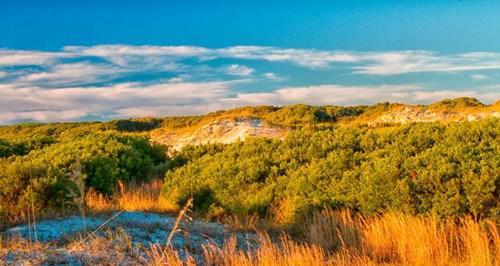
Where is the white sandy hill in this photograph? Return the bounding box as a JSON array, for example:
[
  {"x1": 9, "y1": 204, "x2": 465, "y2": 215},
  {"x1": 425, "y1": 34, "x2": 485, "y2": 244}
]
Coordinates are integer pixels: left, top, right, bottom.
[
  {"x1": 150, "y1": 99, "x2": 499, "y2": 151},
  {"x1": 370, "y1": 105, "x2": 500, "y2": 124},
  {"x1": 354, "y1": 99, "x2": 500, "y2": 125},
  {"x1": 153, "y1": 117, "x2": 287, "y2": 151}
]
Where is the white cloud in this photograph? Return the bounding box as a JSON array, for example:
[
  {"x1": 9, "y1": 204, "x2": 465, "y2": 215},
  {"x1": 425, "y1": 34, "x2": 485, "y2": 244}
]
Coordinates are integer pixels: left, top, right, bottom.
[
  {"x1": 0, "y1": 49, "x2": 70, "y2": 66},
  {"x1": 3, "y1": 45, "x2": 500, "y2": 76},
  {"x1": 0, "y1": 110, "x2": 89, "y2": 124},
  {"x1": 2, "y1": 44, "x2": 500, "y2": 124},
  {"x1": 263, "y1": 72, "x2": 285, "y2": 81},
  {"x1": 470, "y1": 74, "x2": 489, "y2": 80},
  {"x1": 1, "y1": 81, "x2": 498, "y2": 124},
  {"x1": 63, "y1": 45, "x2": 210, "y2": 68},
  {"x1": 17, "y1": 62, "x2": 125, "y2": 86},
  {"x1": 355, "y1": 51, "x2": 500, "y2": 75},
  {"x1": 225, "y1": 64, "x2": 254, "y2": 76},
  {"x1": 217, "y1": 46, "x2": 359, "y2": 68},
  {"x1": 226, "y1": 84, "x2": 500, "y2": 106},
  {"x1": 0, "y1": 81, "x2": 234, "y2": 124},
  {"x1": 64, "y1": 45, "x2": 209, "y2": 57},
  {"x1": 167, "y1": 77, "x2": 184, "y2": 83}
]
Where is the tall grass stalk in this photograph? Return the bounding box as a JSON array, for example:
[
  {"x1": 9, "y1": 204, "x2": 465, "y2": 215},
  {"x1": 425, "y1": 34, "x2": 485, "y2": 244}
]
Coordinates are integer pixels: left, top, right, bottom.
[
  {"x1": 150, "y1": 210, "x2": 500, "y2": 266},
  {"x1": 86, "y1": 179, "x2": 177, "y2": 214}
]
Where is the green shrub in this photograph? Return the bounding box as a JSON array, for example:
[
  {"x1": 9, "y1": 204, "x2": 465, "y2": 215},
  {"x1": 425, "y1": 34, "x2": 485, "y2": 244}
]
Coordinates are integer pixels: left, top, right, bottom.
[
  {"x1": 162, "y1": 119, "x2": 499, "y2": 224},
  {"x1": 0, "y1": 133, "x2": 168, "y2": 223}
]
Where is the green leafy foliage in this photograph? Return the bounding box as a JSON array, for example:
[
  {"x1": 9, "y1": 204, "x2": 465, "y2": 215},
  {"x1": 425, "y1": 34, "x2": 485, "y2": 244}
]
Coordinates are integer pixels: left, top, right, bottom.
[
  {"x1": 0, "y1": 126, "x2": 169, "y2": 223},
  {"x1": 429, "y1": 97, "x2": 485, "y2": 110},
  {"x1": 162, "y1": 119, "x2": 499, "y2": 224},
  {"x1": 109, "y1": 118, "x2": 163, "y2": 132},
  {"x1": 0, "y1": 98, "x2": 497, "y2": 226}
]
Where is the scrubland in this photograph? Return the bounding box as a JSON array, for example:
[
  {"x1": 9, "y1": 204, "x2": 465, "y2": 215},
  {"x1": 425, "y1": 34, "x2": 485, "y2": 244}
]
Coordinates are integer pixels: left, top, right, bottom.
[{"x1": 1, "y1": 98, "x2": 499, "y2": 265}]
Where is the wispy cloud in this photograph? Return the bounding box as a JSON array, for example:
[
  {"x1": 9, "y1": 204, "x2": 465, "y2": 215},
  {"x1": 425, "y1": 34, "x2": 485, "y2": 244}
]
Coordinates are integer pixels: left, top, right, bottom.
[
  {"x1": 0, "y1": 81, "x2": 497, "y2": 124},
  {"x1": 355, "y1": 51, "x2": 500, "y2": 75},
  {"x1": 216, "y1": 46, "x2": 358, "y2": 68},
  {"x1": 16, "y1": 62, "x2": 126, "y2": 86},
  {"x1": 226, "y1": 84, "x2": 500, "y2": 106},
  {"x1": 470, "y1": 74, "x2": 490, "y2": 80},
  {"x1": 225, "y1": 64, "x2": 254, "y2": 76},
  {"x1": 1, "y1": 45, "x2": 499, "y2": 124},
  {"x1": 3, "y1": 45, "x2": 500, "y2": 75},
  {"x1": 0, "y1": 81, "x2": 234, "y2": 124},
  {"x1": 63, "y1": 45, "x2": 210, "y2": 67},
  {"x1": 263, "y1": 72, "x2": 285, "y2": 81},
  {"x1": 0, "y1": 49, "x2": 70, "y2": 66}
]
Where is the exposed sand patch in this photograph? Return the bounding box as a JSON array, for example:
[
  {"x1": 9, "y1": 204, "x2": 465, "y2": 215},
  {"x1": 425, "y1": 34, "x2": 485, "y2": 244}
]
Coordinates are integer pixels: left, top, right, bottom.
[
  {"x1": 2, "y1": 212, "x2": 256, "y2": 265},
  {"x1": 153, "y1": 118, "x2": 287, "y2": 151}
]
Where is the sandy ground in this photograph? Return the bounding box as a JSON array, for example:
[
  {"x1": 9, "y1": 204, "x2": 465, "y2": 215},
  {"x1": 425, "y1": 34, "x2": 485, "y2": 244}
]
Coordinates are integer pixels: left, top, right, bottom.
[
  {"x1": 154, "y1": 118, "x2": 287, "y2": 151},
  {"x1": 1, "y1": 212, "x2": 256, "y2": 265}
]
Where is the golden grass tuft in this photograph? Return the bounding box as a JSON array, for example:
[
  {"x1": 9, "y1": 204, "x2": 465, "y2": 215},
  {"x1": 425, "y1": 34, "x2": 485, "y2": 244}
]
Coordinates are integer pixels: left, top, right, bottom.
[
  {"x1": 220, "y1": 213, "x2": 260, "y2": 232},
  {"x1": 149, "y1": 211, "x2": 500, "y2": 266},
  {"x1": 115, "y1": 180, "x2": 177, "y2": 213},
  {"x1": 2, "y1": 207, "x2": 499, "y2": 265},
  {"x1": 151, "y1": 233, "x2": 332, "y2": 266},
  {"x1": 86, "y1": 179, "x2": 178, "y2": 214},
  {"x1": 360, "y1": 212, "x2": 453, "y2": 265},
  {"x1": 460, "y1": 218, "x2": 499, "y2": 266},
  {"x1": 86, "y1": 188, "x2": 113, "y2": 213},
  {"x1": 24, "y1": 178, "x2": 498, "y2": 265},
  {"x1": 149, "y1": 245, "x2": 196, "y2": 266},
  {"x1": 307, "y1": 208, "x2": 361, "y2": 252}
]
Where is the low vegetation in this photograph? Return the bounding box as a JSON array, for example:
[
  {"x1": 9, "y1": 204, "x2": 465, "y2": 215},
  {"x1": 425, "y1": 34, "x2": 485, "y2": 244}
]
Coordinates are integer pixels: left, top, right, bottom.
[
  {"x1": 0, "y1": 132, "x2": 169, "y2": 225},
  {"x1": 0, "y1": 97, "x2": 498, "y2": 264},
  {"x1": 2, "y1": 209, "x2": 498, "y2": 265},
  {"x1": 163, "y1": 118, "x2": 499, "y2": 224},
  {"x1": 86, "y1": 179, "x2": 177, "y2": 214}
]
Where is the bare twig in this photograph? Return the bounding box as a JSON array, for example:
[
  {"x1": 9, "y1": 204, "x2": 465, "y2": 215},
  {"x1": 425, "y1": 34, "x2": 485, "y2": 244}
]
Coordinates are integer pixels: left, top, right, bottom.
[
  {"x1": 166, "y1": 198, "x2": 193, "y2": 248},
  {"x1": 79, "y1": 210, "x2": 124, "y2": 244},
  {"x1": 27, "y1": 202, "x2": 32, "y2": 254},
  {"x1": 29, "y1": 166, "x2": 38, "y2": 242},
  {"x1": 67, "y1": 160, "x2": 87, "y2": 233}
]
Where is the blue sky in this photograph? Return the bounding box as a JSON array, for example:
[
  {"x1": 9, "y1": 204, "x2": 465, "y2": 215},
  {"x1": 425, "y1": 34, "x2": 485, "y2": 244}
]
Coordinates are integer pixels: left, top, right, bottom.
[{"x1": 0, "y1": 1, "x2": 499, "y2": 123}]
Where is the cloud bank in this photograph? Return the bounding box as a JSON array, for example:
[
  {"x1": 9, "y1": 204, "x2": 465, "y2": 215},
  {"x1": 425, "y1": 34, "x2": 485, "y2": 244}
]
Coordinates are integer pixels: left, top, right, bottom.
[
  {"x1": 0, "y1": 45, "x2": 499, "y2": 124},
  {"x1": 0, "y1": 81, "x2": 497, "y2": 124},
  {"x1": 3, "y1": 45, "x2": 500, "y2": 74}
]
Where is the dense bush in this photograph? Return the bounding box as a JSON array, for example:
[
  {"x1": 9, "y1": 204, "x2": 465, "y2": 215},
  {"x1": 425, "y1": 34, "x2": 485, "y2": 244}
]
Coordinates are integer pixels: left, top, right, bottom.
[
  {"x1": 429, "y1": 97, "x2": 485, "y2": 110},
  {"x1": 0, "y1": 98, "x2": 496, "y2": 226},
  {"x1": 0, "y1": 139, "x2": 18, "y2": 157},
  {"x1": 162, "y1": 119, "x2": 499, "y2": 224},
  {"x1": 0, "y1": 136, "x2": 55, "y2": 158},
  {"x1": 0, "y1": 132, "x2": 168, "y2": 223},
  {"x1": 110, "y1": 118, "x2": 163, "y2": 132}
]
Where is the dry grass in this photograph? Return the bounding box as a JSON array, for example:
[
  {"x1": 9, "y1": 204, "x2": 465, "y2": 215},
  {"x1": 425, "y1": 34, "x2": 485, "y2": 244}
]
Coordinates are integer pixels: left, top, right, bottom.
[
  {"x1": 220, "y1": 213, "x2": 261, "y2": 232},
  {"x1": 84, "y1": 180, "x2": 500, "y2": 266},
  {"x1": 0, "y1": 230, "x2": 149, "y2": 265},
  {"x1": 2, "y1": 209, "x2": 499, "y2": 265},
  {"x1": 358, "y1": 213, "x2": 500, "y2": 266},
  {"x1": 5, "y1": 178, "x2": 499, "y2": 265},
  {"x1": 307, "y1": 208, "x2": 361, "y2": 252},
  {"x1": 149, "y1": 245, "x2": 196, "y2": 266},
  {"x1": 149, "y1": 210, "x2": 500, "y2": 266},
  {"x1": 150, "y1": 233, "x2": 331, "y2": 266},
  {"x1": 360, "y1": 213, "x2": 453, "y2": 265},
  {"x1": 86, "y1": 179, "x2": 178, "y2": 214},
  {"x1": 86, "y1": 188, "x2": 114, "y2": 213}
]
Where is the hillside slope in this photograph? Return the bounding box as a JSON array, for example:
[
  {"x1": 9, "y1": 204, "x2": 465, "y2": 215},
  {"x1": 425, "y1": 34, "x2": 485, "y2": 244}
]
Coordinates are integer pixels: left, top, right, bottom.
[
  {"x1": 1, "y1": 97, "x2": 497, "y2": 152},
  {"x1": 149, "y1": 97, "x2": 499, "y2": 151},
  {"x1": 152, "y1": 117, "x2": 287, "y2": 151},
  {"x1": 358, "y1": 98, "x2": 500, "y2": 125}
]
